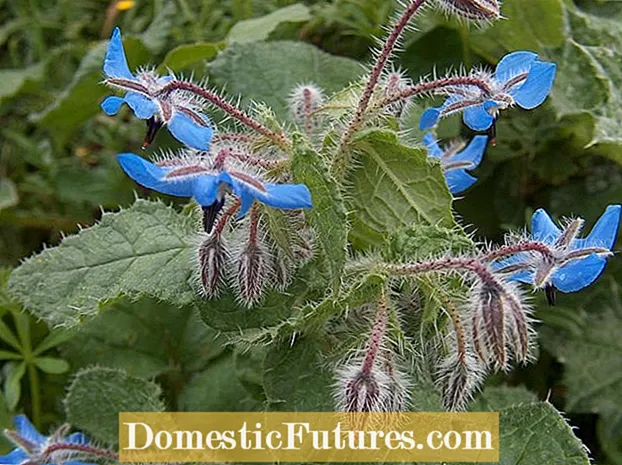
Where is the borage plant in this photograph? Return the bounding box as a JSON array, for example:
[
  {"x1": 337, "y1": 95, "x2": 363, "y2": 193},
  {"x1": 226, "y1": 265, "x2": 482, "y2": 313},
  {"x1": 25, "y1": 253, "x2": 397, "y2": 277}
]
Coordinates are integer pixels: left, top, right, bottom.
[{"x1": 5, "y1": 0, "x2": 620, "y2": 463}]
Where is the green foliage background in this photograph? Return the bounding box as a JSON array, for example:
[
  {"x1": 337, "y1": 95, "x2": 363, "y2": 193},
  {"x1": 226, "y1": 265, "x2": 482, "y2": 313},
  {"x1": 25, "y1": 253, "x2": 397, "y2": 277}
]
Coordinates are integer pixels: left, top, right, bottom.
[{"x1": 0, "y1": 0, "x2": 621, "y2": 464}]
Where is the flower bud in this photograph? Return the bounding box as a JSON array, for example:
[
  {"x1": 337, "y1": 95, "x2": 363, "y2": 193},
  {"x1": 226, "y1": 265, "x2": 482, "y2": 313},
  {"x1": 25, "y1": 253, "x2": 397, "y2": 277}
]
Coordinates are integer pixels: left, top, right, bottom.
[
  {"x1": 288, "y1": 83, "x2": 325, "y2": 131},
  {"x1": 235, "y1": 241, "x2": 271, "y2": 307},
  {"x1": 435, "y1": 0, "x2": 501, "y2": 21},
  {"x1": 196, "y1": 233, "x2": 229, "y2": 298}
]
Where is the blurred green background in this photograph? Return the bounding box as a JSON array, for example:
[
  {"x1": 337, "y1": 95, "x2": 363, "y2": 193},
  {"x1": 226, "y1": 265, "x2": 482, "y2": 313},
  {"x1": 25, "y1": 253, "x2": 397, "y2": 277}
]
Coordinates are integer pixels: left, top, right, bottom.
[{"x1": 1, "y1": 0, "x2": 621, "y2": 463}]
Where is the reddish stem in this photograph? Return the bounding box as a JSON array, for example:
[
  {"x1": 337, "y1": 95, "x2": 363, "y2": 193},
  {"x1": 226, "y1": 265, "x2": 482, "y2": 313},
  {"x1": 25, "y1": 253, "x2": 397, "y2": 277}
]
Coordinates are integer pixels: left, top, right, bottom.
[
  {"x1": 386, "y1": 257, "x2": 501, "y2": 288},
  {"x1": 158, "y1": 81, "x2": 291, "y2": 150},
  {"x1": 361, "y1": 295, "x2": 389, "y2": 376},
  {"x1": 339, "y1": 0, "x2": 428, "y2": 150},
  {"x1": 214, "y1": 199, "x2": 241, "y2": 236},
  {"x1": 45, "y1": 442, "x2": 118, "y2": 460},
  {"x1": 249, "y1": 205, "x2": 259, "y2": 244},
  {"x1": 482, "y1": 241, "x2": 555, "y2": 262}
]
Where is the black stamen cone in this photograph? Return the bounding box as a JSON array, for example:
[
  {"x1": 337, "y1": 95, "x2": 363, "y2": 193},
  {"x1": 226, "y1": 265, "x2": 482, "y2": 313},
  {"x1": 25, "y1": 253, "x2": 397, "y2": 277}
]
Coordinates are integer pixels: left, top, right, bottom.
[
  {"x1": 142, "y1": 117, "x2": 164, "y2": 149},
  {"x1": 545, "y1": 284, "x2": 557, "y2": 306},
  {"x1": 202, "y1": 198, "x2": 226, "y2": 234}
]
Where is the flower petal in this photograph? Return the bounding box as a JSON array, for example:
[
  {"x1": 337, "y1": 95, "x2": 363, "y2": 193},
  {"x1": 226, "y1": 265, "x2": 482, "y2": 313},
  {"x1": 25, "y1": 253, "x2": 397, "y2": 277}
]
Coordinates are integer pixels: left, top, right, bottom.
[
  {"x1": 191, "y1": 175, "x2": 221, "y2": 207},
  {"x1": 494, "y1": 51, "x2": 538, "y2": 83},
  {"x1": 117, "y1": 153, "x2": 201, "y2": 198},
  {"x1": 531, "y1": 208, "x2": 561, "y2": 243},
  {"x1": 444, "y1": 168, "x2": 477, "y2": 194},
  {"x1": 420, "y1": 107, "x2": 442, "y2": 130},
  {"x1": 463, "y1": 102, "x2": 496, "y2": 131},
  {"x1": 0, "y1": 448, "x2": 28, "y2": 464},
  {"x1": 511, "y1": 61, "x2": 556, "y2": 110},
  {"x1": 452, "y1": 135, "x2": 488, "y2": 167},
  {"x1": 552, "y1": 254, "x2": 608, "y2": 293},
  {"x1": 579, "y1": 204, "x2": 622, "y2": 250},
  {"x1": 167, "y1": 111, "x2": 213, "y2": 151},
  {"x1": 100, "y1": 96, "x2": 125, "y2": 116},
  {"x1": 13, "y1": 415, "x2": 46, "y2": 446},
  {"x1": 103, "y1": 27, "x2": 135, "y2": 80},
  {"x1": 257, "y1": 184, "x2": 313, "y2": 211},
  {"x1": 423, "y1": 133, "x2": 443, "y2": 158},
  {"x1": 124, "y1": 93, "x2": 158, "y2": 120},
  {"x1": 66, "y1": 432, "x2": 89, "y2": 445}
]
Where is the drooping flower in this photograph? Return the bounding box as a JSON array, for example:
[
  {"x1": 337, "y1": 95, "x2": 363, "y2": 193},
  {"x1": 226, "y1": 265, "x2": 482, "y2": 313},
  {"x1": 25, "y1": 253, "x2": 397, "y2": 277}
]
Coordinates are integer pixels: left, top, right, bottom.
[
  {"x1": 420, "y1": 51, "x2": 556, "y2": 132},
  {"x1": 1, "y1": 415, "x2": 96, "y2": 465},
  {"x1": 117, "y1": 152, "x2": 312, "y2": 233},
  {"x1": 423, "y1": 133, "x2": 488, "y2": 194},
  {"x1": 493, "y1": 205, "x2": 621, "y2": 302},
  {"x1": 101, "y1": 27, "x2": 213, "y2": 150}
]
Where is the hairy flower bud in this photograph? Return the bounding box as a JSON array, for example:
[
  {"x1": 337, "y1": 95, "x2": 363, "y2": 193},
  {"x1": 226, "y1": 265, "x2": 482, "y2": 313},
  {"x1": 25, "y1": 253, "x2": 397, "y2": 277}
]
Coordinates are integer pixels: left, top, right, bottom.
[
  {"x1": 471, "y1": 280, "x2": 533, "y2": 369},
  {"x1": 382, "y1": 71, "x2": 412, "y2": 117},
  {"x1": 196, "y1": 233, "x2": 229, "y2": 298},
  {"x1": 288, "y1": 83, "x2": 325, "y2": 134},
  {"x1": 435, "y1": 0, "x2": 501, "y2": 21}
]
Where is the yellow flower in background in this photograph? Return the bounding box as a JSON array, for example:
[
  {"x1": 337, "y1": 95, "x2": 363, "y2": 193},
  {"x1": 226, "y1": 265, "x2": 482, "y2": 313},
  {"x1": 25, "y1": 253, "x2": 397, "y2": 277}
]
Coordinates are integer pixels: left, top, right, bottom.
[{"x1": 115, "y1": 0, "x2": 135, "y2": 11}]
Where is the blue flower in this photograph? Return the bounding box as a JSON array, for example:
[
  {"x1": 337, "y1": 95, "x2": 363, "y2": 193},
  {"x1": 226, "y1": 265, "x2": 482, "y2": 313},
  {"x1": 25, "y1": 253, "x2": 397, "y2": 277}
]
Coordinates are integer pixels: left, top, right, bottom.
[
  {"x1": 1, "y1": 415, "x2": 94, "y2": 465},
  {"x1": 117, "y1": 153, "x2": 313, "y2": 232},
  {"x1": 494, "y1": 205, "x2": 621, "y2": 299},
  {"x1": 420, "y1": 51, "x2": 557, "y2": 132},
  {"x1": 101, "y1": 27, "x2": 213, "y2": 150},
  {"x1": 423, "y1": 133, "x2": 488, "y2": 194}
]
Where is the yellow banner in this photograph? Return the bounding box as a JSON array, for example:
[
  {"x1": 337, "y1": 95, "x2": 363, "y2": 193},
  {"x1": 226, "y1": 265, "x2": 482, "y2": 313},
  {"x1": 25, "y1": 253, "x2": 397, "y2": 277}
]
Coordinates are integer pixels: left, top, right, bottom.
[{"x1": 118, "y1": 412, "x2": 499, "y2": 462}]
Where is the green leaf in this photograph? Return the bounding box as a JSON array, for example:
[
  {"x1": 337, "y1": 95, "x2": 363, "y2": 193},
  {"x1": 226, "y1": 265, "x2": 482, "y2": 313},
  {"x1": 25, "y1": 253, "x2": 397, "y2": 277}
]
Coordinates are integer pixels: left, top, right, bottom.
[
  {"x1": 346, "y1": 129, "x2": 455, "y2": 248},
  {"x1": 65, "y1": 367, "x2": 165, "y2": 444},
  {"x1": 291, "y1": 134, "x2": 348, "y2": 291},
  {"x1": 470, "y1": 0, "x2": 564, "y2": 57},
  {"x1": 208, "y1": 41, "x2": 363, "y2": 120},
  {"x1": 264, "y1": 336, "x2": 334, "y2": 412},
  {"x1": 541, "y1": 275, "x2": 622, "y2": 414},
  {"x1": 227, "y1": 4, "x2": 311, "y2": 43},
  {"x1": 4, "y1": 361, "x2": 25, "y2": 411},
  {"x1": 447, "y1": 403, "x2": 590, "y2": 465},
  {"x1": 157, "y1": 42, "x2": 225, "y2": 73},
  {"x1": 9, "y1": 200, "x2": 199, "y2": 327},
  {"x1": 469, "y1": 386, "x2": 538, "y2": 412},
  {"x1": 0, "y1": 62, "x2": 46, "y2": 101},
  {"x1": 33, "y1": 329, "x2": 74, "y2": 356},
  {"x1": 34, "y1": 357, "x2": 70, "y2": 374},
  {"x1": 178, "y1": 353, "x2": 262, "y2": 412},
  {"x1": 0, "y1": 319, "x2": 21, "y2": 351},
  {"x1": 0, "y1": 179, "x2": 18, "y2": 212},
  {"x1": 61, "y1": 297, "x2": 225, "y2": 379},
  {"x1": 32, "y1": 37, "x2": 150, "y2": 145},
  {"x1": 0, "y1": 351, "x2": 21, "y2": 361},
  {"x1": 598, "y1": 410, "x2": 622, "y2": 465}
]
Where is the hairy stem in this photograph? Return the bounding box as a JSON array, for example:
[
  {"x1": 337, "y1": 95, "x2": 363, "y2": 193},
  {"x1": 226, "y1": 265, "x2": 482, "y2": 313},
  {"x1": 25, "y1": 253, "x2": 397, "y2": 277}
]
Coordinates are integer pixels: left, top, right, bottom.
[
  {"x1": 361, "y1": 292, "x2": 389, "y2": 376},
  {"x1": 382, "y1": 257, "x2": 501, "y2": 288},
  {"x1": 45, "y1": 443, "x2": 118, "y2": 461},
  {"x1": 337, "y1": 0, "x2": 427, "y2": 154},
  {"x1": 158, "y1": 81, "x2": 291, "y2": 151},
  {"x1": 482, "y1": 241, "x2": 555, "y2": 262},
  {"x1": 214, "y1": 200, "x2": 241, "y2": 236}
]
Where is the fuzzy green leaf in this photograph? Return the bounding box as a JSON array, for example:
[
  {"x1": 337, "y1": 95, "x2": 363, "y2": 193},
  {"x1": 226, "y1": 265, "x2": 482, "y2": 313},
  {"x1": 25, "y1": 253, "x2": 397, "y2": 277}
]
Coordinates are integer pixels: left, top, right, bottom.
[
  {"x1": 61, "y1": 297, "x2": 225, "y2": 379},
  {"x1": 347, "y1": 130, "x2": 455, "y2": 248},
  {"x1": 208, "y1": 41, "x2": 363, "y2": 120},
  {"x1": 291, "y1": 134, "x2": 348, "y2": 291},
  {"x1": 65, "y1": 367, "x2": 165, "y2": 444},
  {"x1": 9, "y1": 200, "x2": 199, "y2": 327}
]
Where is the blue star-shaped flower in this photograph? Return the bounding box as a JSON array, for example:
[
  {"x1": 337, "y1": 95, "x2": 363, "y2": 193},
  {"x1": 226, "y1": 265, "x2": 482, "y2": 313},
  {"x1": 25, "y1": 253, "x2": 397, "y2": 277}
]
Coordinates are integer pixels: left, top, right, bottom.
[
  {"x1": 0, "y1": 415, "x2": 93, "y2": 465},
  {"x1": 420, "y1": 51, "x2": 557, "y2": 132},
  {"x1": 494, "y1": 205, "x2": 621, "y2": 299},
  {"x1": 101, "y1": 27, "x2": 213, "y2": 150},
  {"x1": 117, "y1": 153, "x2": 312, "y2": 232},
  {"x1": 423, "y1": 133, "x2": 488, "y2": 194}
]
